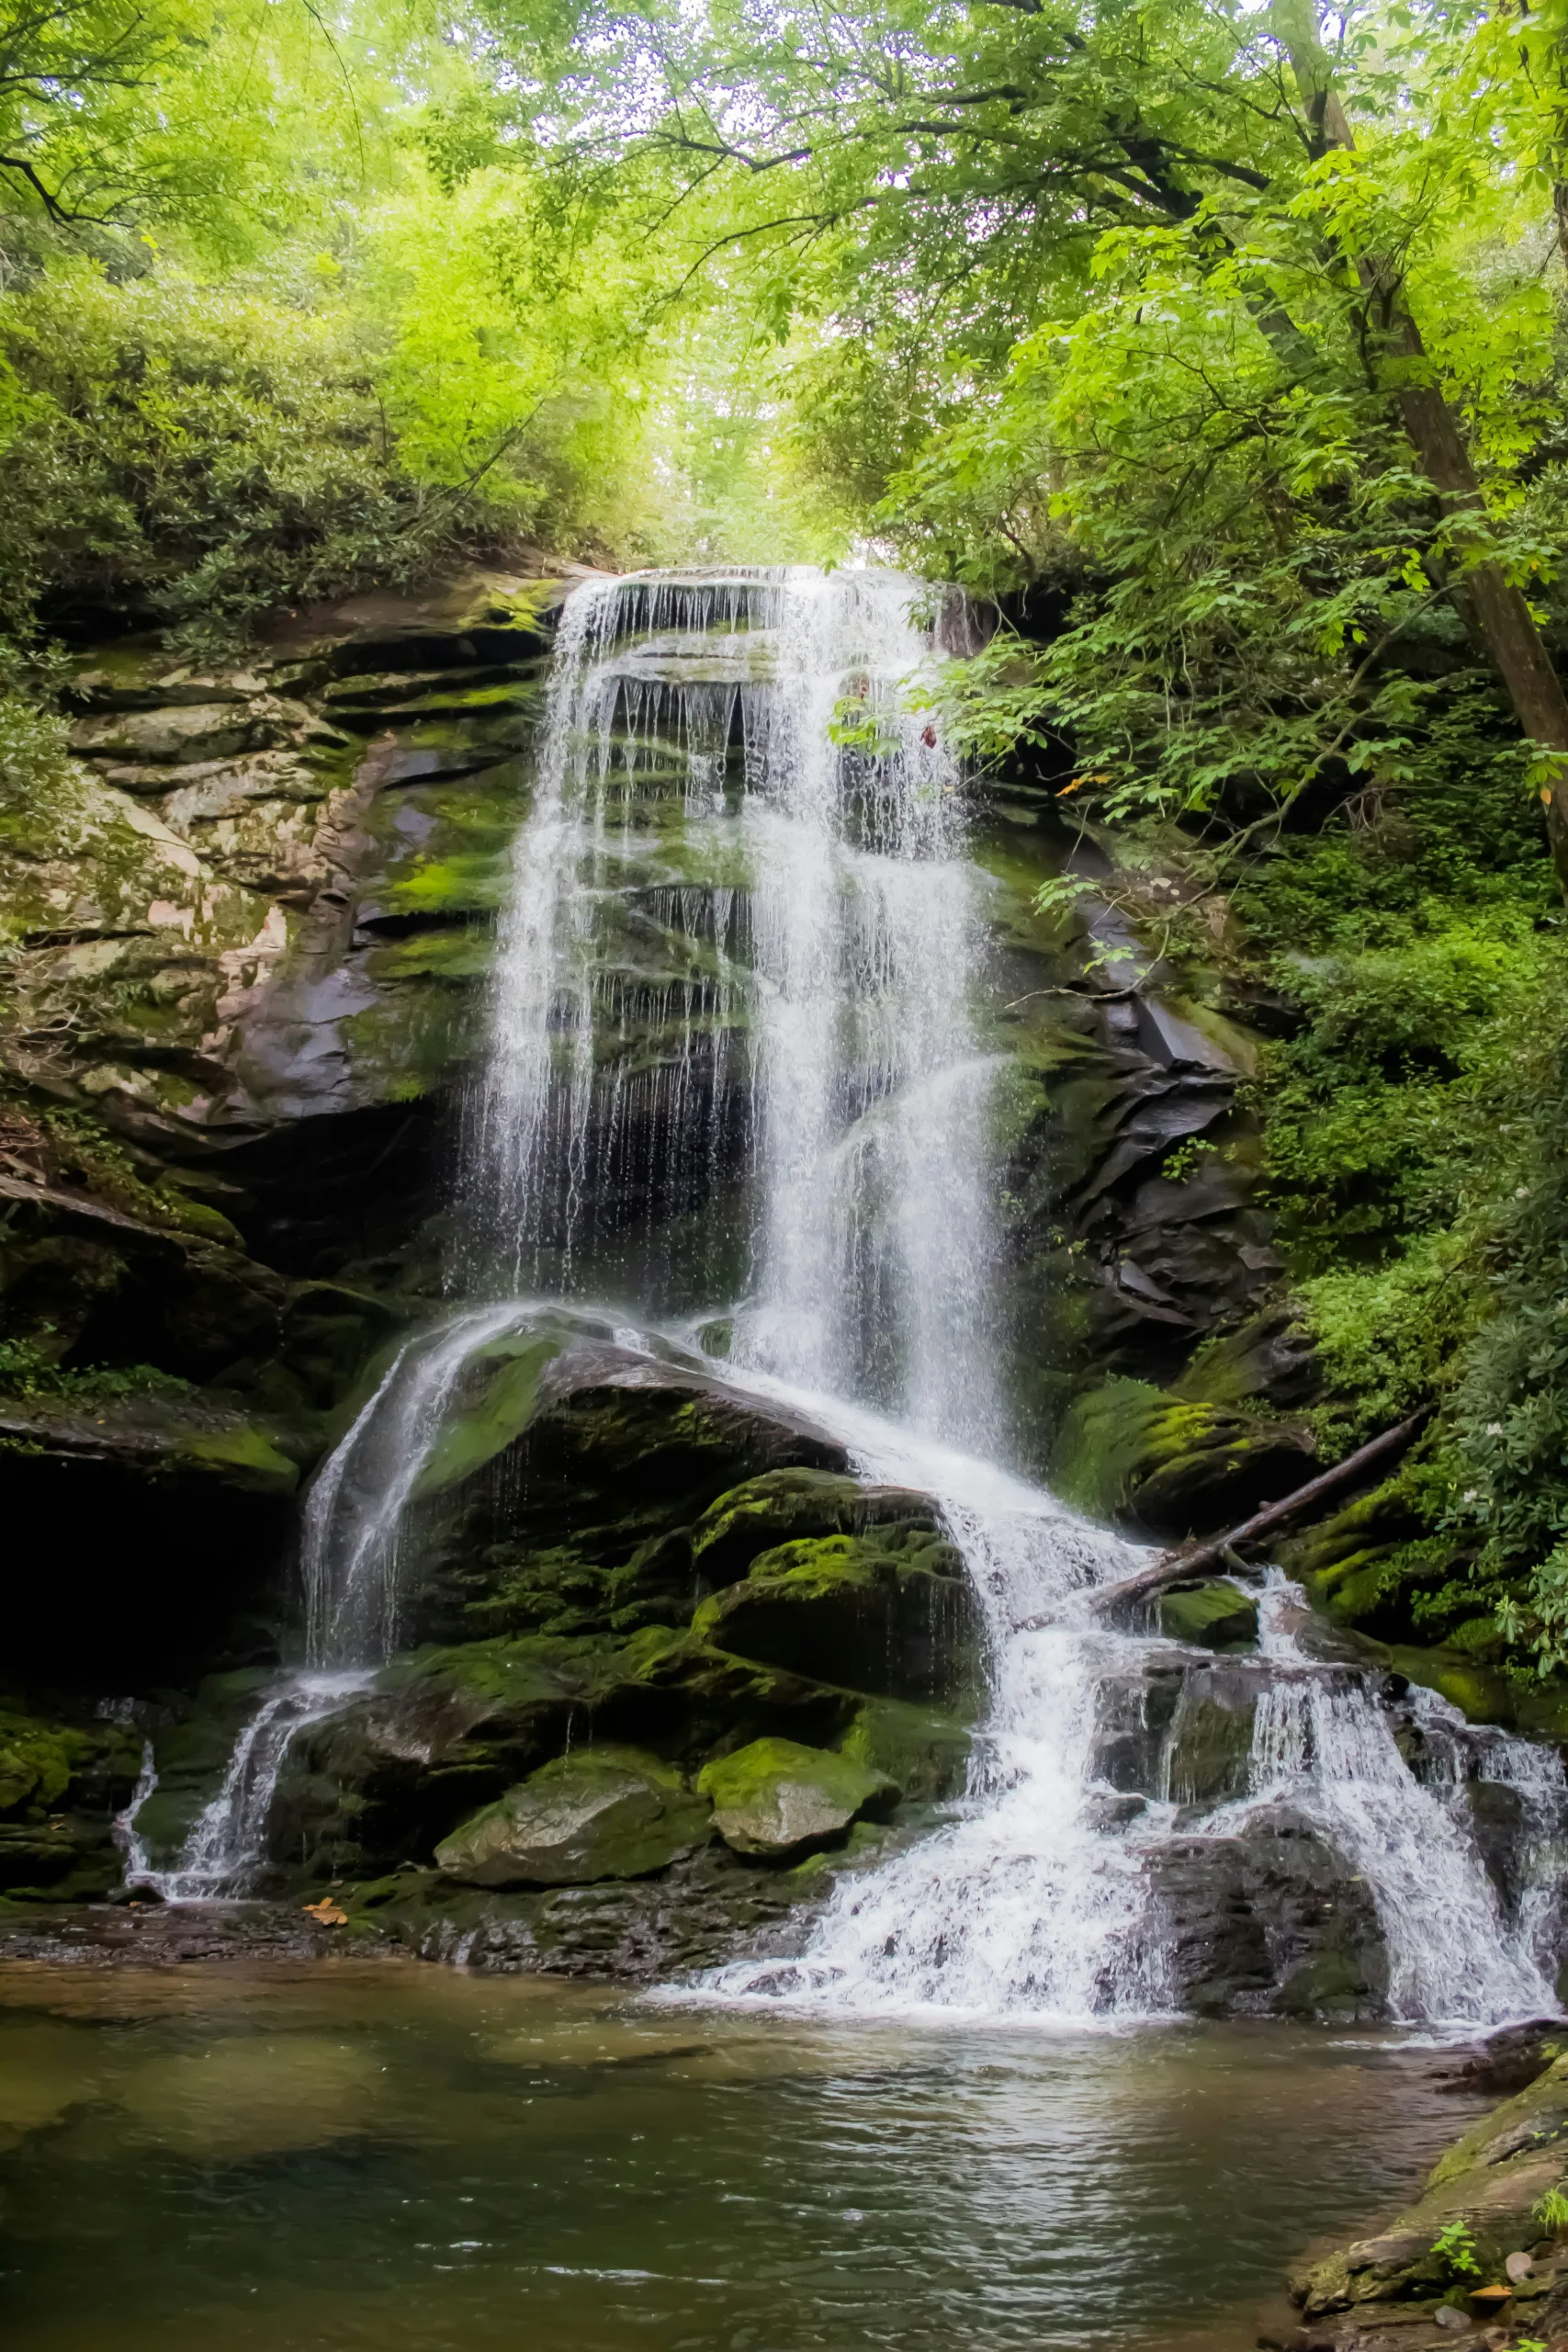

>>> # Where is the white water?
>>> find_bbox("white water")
[1201,1577,1568,2025]
[469,568,1000,1445]
[120,1674,370,1903]
[689,1373,1166,2021]
[128,567,1568,2021]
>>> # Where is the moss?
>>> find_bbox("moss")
[690,1468,939,1585]
[1052,1374,1314,1536]
[384,853,510,920]
[410,1333,564,1498]
[367,926,494,985]
[176,1423,300,1492]
[1157,1579,1258,1650]
[692,1532,977,1702]
[696,1735,897,1859]
[0,1709,130,1816]
[837,1697,972,1802]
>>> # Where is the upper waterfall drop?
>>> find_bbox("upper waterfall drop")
[467,566,1004,1454]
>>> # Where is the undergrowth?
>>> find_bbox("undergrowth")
[0,1336,191,1405]
[1219,765,1568,1671]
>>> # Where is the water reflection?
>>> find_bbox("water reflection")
[0,1962,1488,2351]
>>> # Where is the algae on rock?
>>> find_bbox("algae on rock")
[697,1736,898,1859]
[435,1747,711,1887]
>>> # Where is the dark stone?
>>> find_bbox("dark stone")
[1145,1805,1390,2018]
[693,1531,977,1702]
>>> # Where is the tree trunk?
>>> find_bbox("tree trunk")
[1271,4,1568,891]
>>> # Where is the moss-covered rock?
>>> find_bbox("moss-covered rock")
[434,1746,711,1886]
[1052,1374,1315,1536]
[696,1736,897,1858]
[1156,1577,1258,1650]
[0,1702,141,1899]
[838,1696,972,1802]
[692,1531,977,1702]
[688,1467,943,1586]
[1289,2051,1568,2327]
[399,1363,852,1649]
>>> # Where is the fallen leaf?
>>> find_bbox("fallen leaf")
[301,1900,347,1927]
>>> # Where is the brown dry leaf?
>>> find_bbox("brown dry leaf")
[301,1900,348,1927]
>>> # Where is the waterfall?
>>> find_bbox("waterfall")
[122,1306,535,1900]
[1210,1578,1567,2025]
[467,567,1000,1445]
[693,1387,1168,2020]
[129,565,1568,2027]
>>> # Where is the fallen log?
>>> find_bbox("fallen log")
[1015,1405,1433,1632]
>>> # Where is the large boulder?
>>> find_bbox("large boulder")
[692,1530,977,1701]
[697,1736,897,1859]
[689,1467,942,1586]
[434,1746,711,1887]
[1051,1374,1315,1537]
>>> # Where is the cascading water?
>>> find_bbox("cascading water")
[468,568,1000,1444]
[129,565,1568,2027]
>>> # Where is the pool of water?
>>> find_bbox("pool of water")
[0,1960,1491,2351]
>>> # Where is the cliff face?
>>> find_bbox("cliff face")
[0,571,561,1902]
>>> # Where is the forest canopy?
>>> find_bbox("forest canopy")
[11,0,1568,1672]
[6,0,1568,845]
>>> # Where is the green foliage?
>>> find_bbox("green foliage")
[0,0,842,664]
[1442,1017,1568,1670]
[1430,2219,1481,2281]
[1534,2187,1568,2233]
[0,1335,190,1403]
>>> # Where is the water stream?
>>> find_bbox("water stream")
[123,566,1568,2027]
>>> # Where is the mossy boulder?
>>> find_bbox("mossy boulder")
[399,1356,855,1650]
[838,1696,973,1802]
[434,1746,711,1887]
[0,1702,141,1898]
[1157,1578,1258,1651]
[689,1467,942,1586]
[696,1736,898,1859]
[691,1530,976,1701]
[1052,1374,1315,1537]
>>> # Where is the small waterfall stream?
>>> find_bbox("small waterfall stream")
[123,567,1568,2025]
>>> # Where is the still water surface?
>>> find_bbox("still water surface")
[0,1961,1489,2351]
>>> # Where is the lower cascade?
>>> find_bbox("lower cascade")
[121,566,1568,2030]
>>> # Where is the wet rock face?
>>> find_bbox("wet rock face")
[692,1531,978,1703]
[4,569,570,1296]
[976,808,1290,1392]
[1145,1811,1391,2020]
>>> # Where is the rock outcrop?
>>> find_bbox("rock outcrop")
[1275,2037,1568,2349]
